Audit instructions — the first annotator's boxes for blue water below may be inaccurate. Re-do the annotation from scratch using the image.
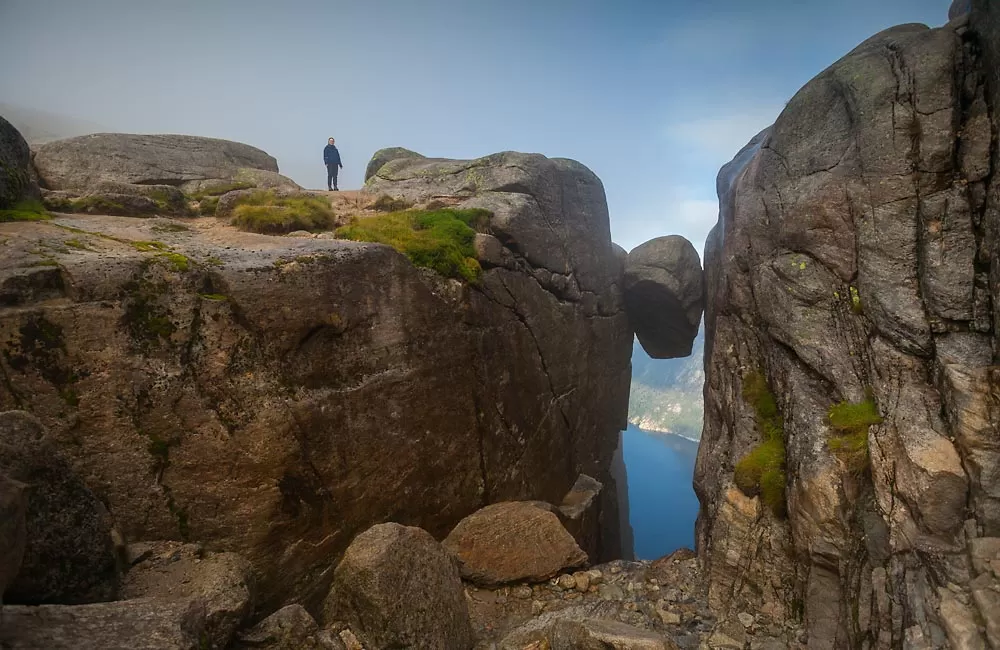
[622,423,700,560]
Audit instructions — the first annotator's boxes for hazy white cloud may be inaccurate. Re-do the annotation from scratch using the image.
[663,107,781,161]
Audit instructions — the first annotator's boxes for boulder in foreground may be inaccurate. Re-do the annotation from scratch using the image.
[323,522,472,650]
[0,411,119,605]
[443,501,588,585]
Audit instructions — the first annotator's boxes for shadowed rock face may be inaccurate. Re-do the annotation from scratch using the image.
[697,7,1000,648]
[0,148,631,613]
[33,133,280,190]
[0,115,37,209]
[623,236,703,359]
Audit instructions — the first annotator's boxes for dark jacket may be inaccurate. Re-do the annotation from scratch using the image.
[324,144,342,166]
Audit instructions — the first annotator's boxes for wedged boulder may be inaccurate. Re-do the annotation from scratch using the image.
[323,523,472,650]
[0,115,37,208]
[0,411,119,604]
[443,501,588,585]
[33,133,279,190]
[0,597,209,650]
[235,604,339,650]
[122,541,253,649]
[0,471,28,600]
[364,147,425,183]
[624,235,704,359]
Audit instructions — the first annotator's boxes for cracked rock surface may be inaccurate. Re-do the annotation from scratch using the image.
[697,3,1000,647]
[0,146,632,615]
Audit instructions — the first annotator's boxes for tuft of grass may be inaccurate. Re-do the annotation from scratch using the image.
[187,181,254,201]
[68,195,126,215]
[131,240,169,252]
[0,199,52,223]
[827,393,882,473]
[197,195,220,216]
[151,222,190,233]
[336,207,491,283]
[65,238,90,250]
[734,370,787,517]
[849,286,863,314]
[230,191,337,234]
[370,194,412,212]
[156,252,191,272]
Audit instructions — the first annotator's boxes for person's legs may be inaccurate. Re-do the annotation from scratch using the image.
[326,164,335,190]
[331,165,339,191]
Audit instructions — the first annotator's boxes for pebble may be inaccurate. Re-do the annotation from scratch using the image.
[610,565,622,574]
[573,572,590,592]
[598,584,625,600]
[738,612,755,628]
[512,585,533,599]
[658,609,682,625]
[557,573,576,590]
[586,568,603,584]
[339,629,364,650]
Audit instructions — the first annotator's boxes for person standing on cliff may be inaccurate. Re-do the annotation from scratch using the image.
[324,137,342,191]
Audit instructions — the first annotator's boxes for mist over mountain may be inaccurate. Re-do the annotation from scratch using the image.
[627,330,704,440]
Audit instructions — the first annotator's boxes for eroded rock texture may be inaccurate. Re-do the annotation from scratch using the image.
[697,5,1000,648]
[0,148,631,613]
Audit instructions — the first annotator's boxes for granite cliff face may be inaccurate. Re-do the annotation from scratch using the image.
[697,2,1000,648]
[0,141,644,616]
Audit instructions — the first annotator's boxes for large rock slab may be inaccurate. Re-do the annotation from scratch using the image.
[0,471,28,599]
[33,133,279,190]
[323,523,472,650]
[0,145,631,612]
[0,598,209,649]
[0,411,119,604]
[235,604,340,650]
[122,541,253,649]
[443,501,588,585]
[363,147,424,183]
[623,235,703,359]
[0,115,37,209]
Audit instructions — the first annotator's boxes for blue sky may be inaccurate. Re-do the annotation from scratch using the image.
[0,0,949,254]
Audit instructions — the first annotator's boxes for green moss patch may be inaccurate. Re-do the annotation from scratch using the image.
[67,195,127,215]
[336,207,490,283]
[733,371,787,517]
[156,252,190,272]
[827,394,882,473]
[0,199,52,223]
[230,191,337,234]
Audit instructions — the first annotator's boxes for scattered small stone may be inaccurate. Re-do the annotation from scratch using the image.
[557,573,576,590]
[658,609,681,625]
[598,584,625,600]
[339,628,363,650]
[623,602,638,611]
[738,612,755,628]
[573,571,590,592]
[610,565,622,574]
[512,585,533,599]
[586,569,603,584]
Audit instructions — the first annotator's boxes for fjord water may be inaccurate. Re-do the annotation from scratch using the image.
[622,423,700,560]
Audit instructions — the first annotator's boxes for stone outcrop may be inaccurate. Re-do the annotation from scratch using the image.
[443,501,589,585]
[363,146,424,183]
[122,541,253,649]
[32,133,281,190]
[235,605,339,650]
[0,114,37,209]
[696,3,1000,647]
[323,523,472,650]
[0,411,119,605]
[0,598,211,649]
[624,236,704,359]
[0,145,631,614]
